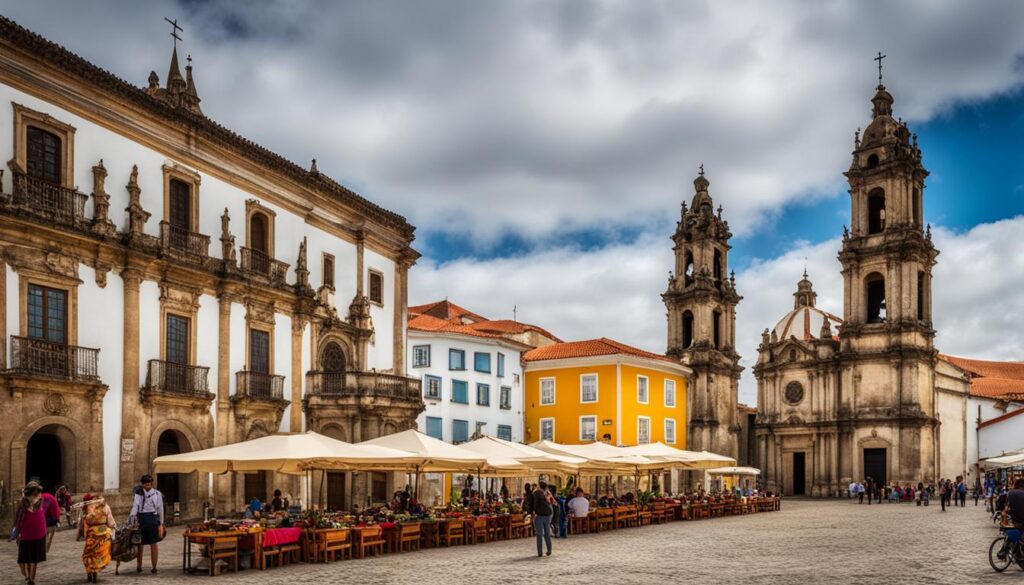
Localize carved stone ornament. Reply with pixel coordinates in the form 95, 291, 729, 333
246, 299, 276, 327
784, 381, 804, 405
44, 392, 69, 416
125, 164, 151, 237
160, 281, 202, 313
220, 208, 237, 267
0, 244, 80, 282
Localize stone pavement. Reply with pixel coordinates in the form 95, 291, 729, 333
0, 499, 1012, 584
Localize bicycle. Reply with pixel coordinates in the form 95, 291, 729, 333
989, 525, 1023, 573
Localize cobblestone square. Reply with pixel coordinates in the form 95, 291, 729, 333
1, 499, 1012, 585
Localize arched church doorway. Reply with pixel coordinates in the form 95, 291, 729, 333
156, 429, 191, 514
26, 424, 75, 493
320, 341, 347, 394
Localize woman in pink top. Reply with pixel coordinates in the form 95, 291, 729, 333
14, 482, 48, 585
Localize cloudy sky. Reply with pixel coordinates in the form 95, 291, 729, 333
7, 1, 1024, 402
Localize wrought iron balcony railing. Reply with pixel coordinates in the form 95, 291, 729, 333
235, 370, 285, 400
7, 336, 100, 382
306, 370, 421, 401
159, 221, 210, 261
10, 172, 88, 226
239, 247, 289, 284
143, 359, 211, 397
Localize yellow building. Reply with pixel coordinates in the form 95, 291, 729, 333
523, 338, 689, 448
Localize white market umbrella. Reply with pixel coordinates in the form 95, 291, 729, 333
358, 429, 488, 472
705, 466, 761, 476
461, 436, 585, 475
981, 451, 1024, 468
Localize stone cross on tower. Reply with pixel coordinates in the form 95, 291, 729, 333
874, 51, 886, 86
165, 17, 183, 50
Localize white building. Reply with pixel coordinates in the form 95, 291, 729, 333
0, 17, 422, 517
407, 301, 559, 445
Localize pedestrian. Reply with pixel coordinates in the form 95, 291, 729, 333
40, 489, 60, 552
547, 484, 563, 538
939, 480, 947, 511
957, 479, 967, 508
77, 494, 116, 583
857, 481, 864, 504
522, 483, 533, 515
270, 489, 286, 514
866, 478, 873, 505
531, 480, 554, 557
973, 477, 981, 506
13, 481, 47, 585
128, 474, 165, 574
56, 485, 74, 527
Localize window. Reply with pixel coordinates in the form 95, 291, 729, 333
27, 285, 67, 344
425, 417, 443, 440
163, 164, 202, 237
497, 425, 512, 441
865, 273, 886, 323
413, 345, 431, 368
423, 375, 442, 400
713, 310, 722, 349
452, 419, 469, 444
867, 188, 886, 234
166, 314, 190, 365
451, 380, 468, 404
476, 383, 490, 406
475, 421, 486, 437
168, 179, 193, 231
713, 248, 723, 289
368, 270, 384, 304
637, 417, 651, 445
664, 379, 676, 407
664, 418, 676, 444
580, 374, 598, 403
637, 376, 649, 404
497, 353, 505, 377
540, 378, 555, 405
580, 416, 597, 441
682, 311, 694, 349
499, 386, 512, 410
26, 126, 61, 184
473, 352, 491, 373
540, 418, 555, 441
449, 349, 465, 371
249, 329, 270, 374
322, 253, 335, 289
917, 271, 926, 321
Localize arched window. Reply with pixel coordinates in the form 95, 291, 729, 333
865, 272, 886, 323
168, 178, 192, 231
713, 249, 723, 289
684, 252, 694, 285
912, 188, 921, 227
26, 126, 62, 184
917, 271, 925, 321
320, 341, 347, 393
867, 188, 886, 234
866, 153, 879, 169
249, 212, 269, 255
712, 309, 722, 349
682, 311, 694, 349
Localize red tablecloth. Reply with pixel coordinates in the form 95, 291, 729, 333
262, 527, 302, 548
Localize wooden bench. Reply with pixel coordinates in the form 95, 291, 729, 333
509, 514, 530, 539
322, 528, 351, 562
441, 520, 465, 547
398, 523, 421, 552
208, 536, 239, 576
589, 508, 613, 532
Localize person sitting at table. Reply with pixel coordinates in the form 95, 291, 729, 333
597, 494, 611, 508
270, 490, 286, 514
567, 488, 590, 519
245, 497, 262, 519
390, 491, 403, 512
500, 483, 510, 502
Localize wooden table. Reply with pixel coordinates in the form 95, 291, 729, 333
182, 530, 246, 574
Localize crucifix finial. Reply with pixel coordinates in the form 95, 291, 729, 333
165, 17, 183, 50
874, 51, 886, 87
513, 305, 518, 323
699, 163, 705, 177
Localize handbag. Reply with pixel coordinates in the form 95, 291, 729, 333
157, 523, 166, 542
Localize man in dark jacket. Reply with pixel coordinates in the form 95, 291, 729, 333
532, 481, 554, 557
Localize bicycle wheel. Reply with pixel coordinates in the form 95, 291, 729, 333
990, 536, 1011, 572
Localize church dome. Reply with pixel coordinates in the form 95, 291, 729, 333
773, 305, 843, 342
771, 271, 843, 341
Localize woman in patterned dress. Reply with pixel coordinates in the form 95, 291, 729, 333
76, 494, 116, 583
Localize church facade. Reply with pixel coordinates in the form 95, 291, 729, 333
753, 77, 972, 496
0, 17, 423, 519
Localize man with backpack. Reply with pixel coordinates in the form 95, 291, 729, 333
531, 481, 555, 558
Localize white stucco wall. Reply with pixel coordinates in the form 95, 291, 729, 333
972, 397, 1024, 462
4, 265, 16, 343
409, 332, 524, 443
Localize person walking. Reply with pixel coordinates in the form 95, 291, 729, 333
40, 489, 60, 552
866, 478, 873, 506
128, 475, 165, 574
857, 481, 865, 504
77, 494, 116, 583
531, 481, 554, 557
957, 478, 967, 508
13, 482, 47, 585
939, 480, 948, 511
522, 483, 533, 515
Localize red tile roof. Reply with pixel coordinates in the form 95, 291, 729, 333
523, 337, 678, 364
408, 300, 487, 324
466, 320, 562, 343
939, 354, 1024, 399
407, 314, 503, 339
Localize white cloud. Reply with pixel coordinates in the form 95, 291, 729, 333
412, 216, 1024, 405
6, 1, 1024, 246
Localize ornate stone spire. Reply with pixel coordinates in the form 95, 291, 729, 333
793, 270, 817, 309
125, 165, 150, 241
90, 159, 116, 238
220, 208, 237, 268
182, 54, 203, 115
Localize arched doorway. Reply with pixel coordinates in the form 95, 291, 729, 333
320, 341, 347, 394
25, 424, 75, 493
156, 430, 190, 515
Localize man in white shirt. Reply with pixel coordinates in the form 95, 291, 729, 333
567, 488, 590, 521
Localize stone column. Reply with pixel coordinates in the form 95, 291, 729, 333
392, 260, 408, 375
0, 260, 6, 368
214, 293, 233, 512
290, 317, 305, 433
119, 267, 144, 492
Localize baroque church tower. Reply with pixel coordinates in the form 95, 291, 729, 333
664, 172, 743, 460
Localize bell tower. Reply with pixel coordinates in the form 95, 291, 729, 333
837, 63, 940, 483
664, 170, 743, 461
